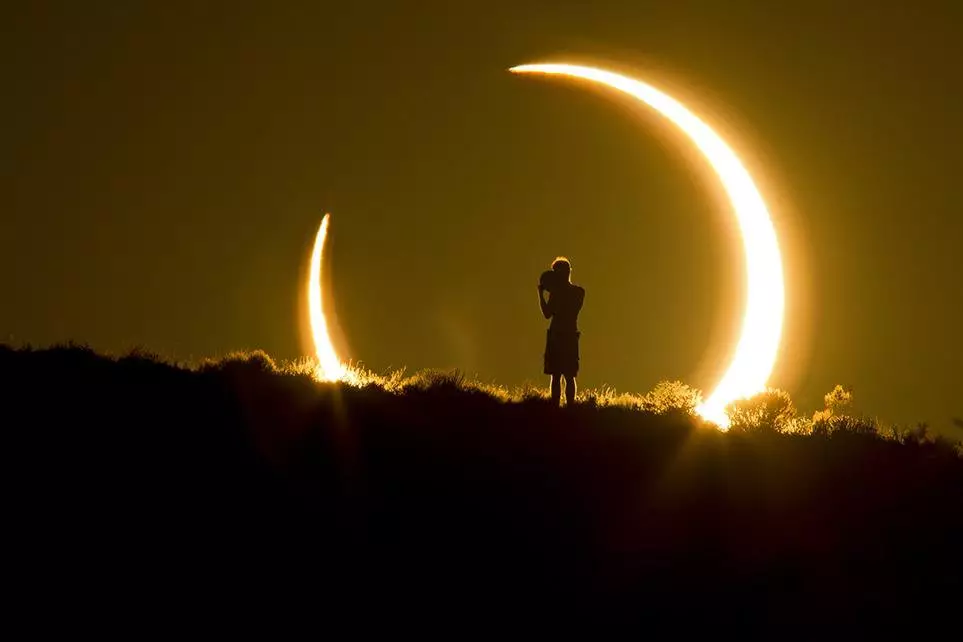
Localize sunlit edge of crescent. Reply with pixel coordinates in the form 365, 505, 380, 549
510, 63, 785, 427
309, 214, 349, 382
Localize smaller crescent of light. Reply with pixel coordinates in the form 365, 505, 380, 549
309, 214, 347, 381
511, 63, 785, 426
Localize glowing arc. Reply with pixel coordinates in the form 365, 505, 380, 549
511, 63, 785, 426
308, 214, 348, 382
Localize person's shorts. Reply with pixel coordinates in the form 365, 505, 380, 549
544, 329, 580, 376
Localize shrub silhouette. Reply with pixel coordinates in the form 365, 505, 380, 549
822, 413, 878, 436
726, 388, 796, 434
811, 384, 880, 437
824, 383, 854, 411
640, 380, 703, 415
201, 348, 278, 374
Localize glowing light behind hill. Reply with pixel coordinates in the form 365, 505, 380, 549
308, 214, 347, 382
510, 64, 785, 427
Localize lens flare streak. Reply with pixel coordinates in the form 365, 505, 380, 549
511, 64, 785, 426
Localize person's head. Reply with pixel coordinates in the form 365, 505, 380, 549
551, 256, 572, 283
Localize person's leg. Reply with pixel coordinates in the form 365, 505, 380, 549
550, 374, 562, 407
564, 374, 577, 407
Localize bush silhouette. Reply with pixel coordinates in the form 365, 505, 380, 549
810, 384, 880, 437
641, 380, 703, 415
726, 388, 796, 434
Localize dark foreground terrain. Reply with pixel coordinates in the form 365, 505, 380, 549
3, 345, 961, 633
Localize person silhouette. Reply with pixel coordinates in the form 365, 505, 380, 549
538, 257, 585, 407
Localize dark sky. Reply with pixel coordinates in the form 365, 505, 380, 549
3, 1, 961, 432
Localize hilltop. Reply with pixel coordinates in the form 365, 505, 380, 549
3, 344, 961, 632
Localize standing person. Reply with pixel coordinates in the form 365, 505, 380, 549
537, 257, 585, 407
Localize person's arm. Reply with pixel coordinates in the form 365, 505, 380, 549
538, 286, 553, 319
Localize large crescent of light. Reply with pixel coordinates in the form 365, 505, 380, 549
308, 214, 347, 381
511, 64, 785, 426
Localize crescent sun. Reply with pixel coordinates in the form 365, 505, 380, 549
511, 63, 785, 426
308, 213, 348, 382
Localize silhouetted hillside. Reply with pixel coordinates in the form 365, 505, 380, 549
4, 344, 961, 633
